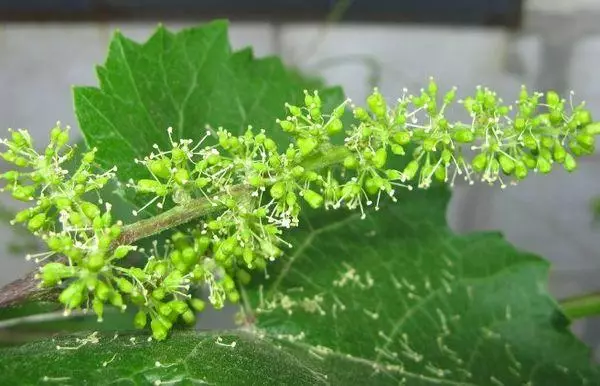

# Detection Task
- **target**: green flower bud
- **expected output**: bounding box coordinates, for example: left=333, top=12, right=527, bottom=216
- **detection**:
left=220, top=237, right=237, bottom=256
left=361, top=126, right=373, bottom=139
left=286, top=104, right=302, bottom=117
left=303, top=189, right=324, bottom=209
left=13, top=208, right=32, bottom=223
left=137, top=179, right=164, bottom=194
left=546, top=90, right=560, bottom=106
left=152, top=288, right=166, bottom=301
left=87, top=252, right=105, bottom=272
left=260, top=240, right=282, bottom=258
left=286, top=191, right=297, bottom=207
left=93, top=299, right=104, bottom=321
left=553, top=142, right=566, bottom=163
left=292, top=166, right=305, bottom=178
left=174, top=168, right=190, bottom=185
left=267, top=154, right=281, bottom=168
left=69, top=212, right=84, bottom=227
left=373, top=148, right=387, bottom=169
left=133, top=310, right=147, bottom=329
left=195, top=177, right=210, bottom=188
left=514, top=117, right=526, bottom=131
left=27, top=213, right=46, bottom=232
left=549, top=110, right=563, bottom=124
left=434, top=166, right=446, bottom=182
left=11, top=130, right=32, bottom=148
left=264, top=138, right=277, bottom=152
left=440, top=87, right=456, bottom=104
left=190, top=298, right=206, bottom=312
left=521, top=153, right=537, bottom=169
left=403, top=160, right=419, bottom=181
left=206, top=153, right=220, bottom=166
left=385, top=169, right=403, bottom=180
left=53, top=196, right=71, bottom=210
left=169, top=300, right=189, bottom=315
left=164, top=270, right=183, bottom=290
left=310, top=107, right=322, bottom=120
left=57, top=131, right=69, bottom=148
left=297, top=137, right=318, bottom=156
left=576, top=134, right=595, bottom=148
left=182, top=309, right=196, bottom=325
left=109, top=292, right=124, bottom=309
left=326, top=118, right=343, bottom=136
left=564, top=153, right=577, bottom=172
left=255, top=133, right=266, bottom=144
left=278, top=119, right=295, bottom=132
left=471, top=153, right=488, bottom=173
left=427, top=78, right=438, bottom=96
left=270, top=181, right=286, bottom=199
left=514, top=161, right=528, bottom=180
left=391, top=144, right=405, bottom=155
left=423, top=138, right=437, bottom=152
left=40, top=262, right=73, bottom=285
left=158, top=302, right=172, bottom=317
left=46, top=236, right=63, bottom=252
left=367, top=91, right=386, bottom=118
left=91, top=280, right=109, bottom=301
left=243, top=247, right=254, bottom=266
left=584, top=122, right=600, bottom=136
left=575, top=110, right=592, bottom=126
left=228, top=291, right=240, bottom=303
left=523, top=135, right=537, bottom=150
left=12, top=185, right=36, bottom=201
left=112, top=245, right=132, bottom=260
left=286, top=147, right=297, bottom=160
left=537, top=157, right=552, bottom=174
left=453, top=129, right=474, bottom=143
left=353, top=107, right=369, bottom=121
left=116, top=278, right=134, bottom=294
left=498, top=154, right=515, bottom=174
left=364, top=177, right=380, bottom=195
left=171, top=147, right=187, bottom=165
left=151, top=319, right=168, bottom=341
left=236, top=269, right=252, bottom=286
left=59, top=281, right=84, bottom=308
left=304, top=90, right=315, bottom=107
left=392, top=131, right=410, bottom=145
left=81, top=202, right=101, bottom=220
left=0, top=170, right=19, bottom=181
left=149, top=159, right=172, bottom=179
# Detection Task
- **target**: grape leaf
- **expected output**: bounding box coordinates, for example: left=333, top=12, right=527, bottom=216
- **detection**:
left=1, top=188, right=598, bottom=385
left=74, top=20, right=343, bottom=185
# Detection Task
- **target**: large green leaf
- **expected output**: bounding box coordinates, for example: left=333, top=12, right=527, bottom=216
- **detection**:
left=1, top=188, right=597, bottom=385
left=74, top=20, right=342, bottom=185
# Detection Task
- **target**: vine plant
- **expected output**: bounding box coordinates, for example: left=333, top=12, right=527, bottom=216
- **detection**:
left=0, top=21, right=599, bottom=385
left=1, top=80, right=596, bottom=340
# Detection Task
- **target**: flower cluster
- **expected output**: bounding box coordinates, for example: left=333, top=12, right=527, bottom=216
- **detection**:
left=0, top=124, right=133, bottom=318
left=1, top=80, right=598, bottom=340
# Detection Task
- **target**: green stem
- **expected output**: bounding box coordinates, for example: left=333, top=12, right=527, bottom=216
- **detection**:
left=116, top=144, right=352, bottom=246
left=560, top=293, right=600, bottom=320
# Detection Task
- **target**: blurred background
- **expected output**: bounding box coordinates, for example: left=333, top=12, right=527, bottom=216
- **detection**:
left=1, top=0, right=600, bottom=359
